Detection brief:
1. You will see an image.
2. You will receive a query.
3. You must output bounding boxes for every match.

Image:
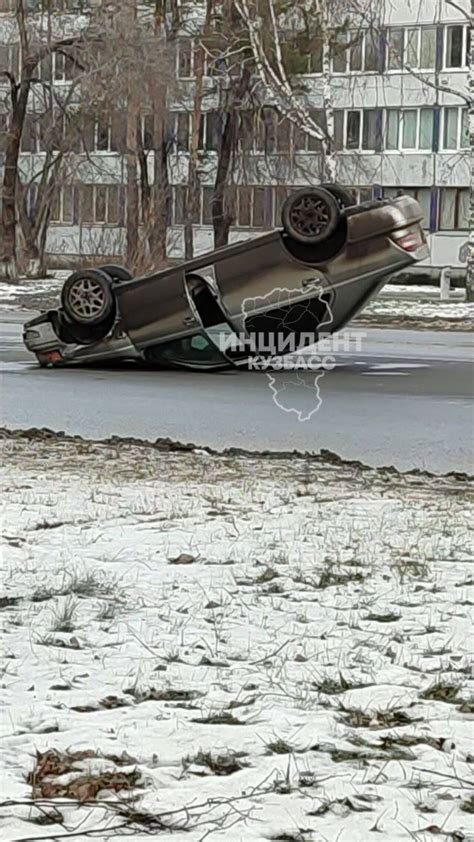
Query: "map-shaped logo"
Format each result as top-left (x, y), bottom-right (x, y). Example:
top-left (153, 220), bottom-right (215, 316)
top-left (241, 285), bottom-right (334, 422)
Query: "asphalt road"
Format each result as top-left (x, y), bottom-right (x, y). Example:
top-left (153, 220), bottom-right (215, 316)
top-left (1, 312), bottom-right (473, 474)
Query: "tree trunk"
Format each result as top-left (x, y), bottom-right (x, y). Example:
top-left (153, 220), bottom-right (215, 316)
top-left (184, 71), bottom-right (205, 259)
top-left (125, 0), bottom-right (139, 267)
top-left (467, 39), bottom-right (474, 302)
top-left (149, 88), bottom-right (170, 266)
top-left (184, 0), bottom-right (212, 259)
top-left (213, 112), bottom-right (234, 248)
top-left (213, 69), bottom-right (250, 248)
top-left (126, 113), bottom-right (140, 268)
top-left (17, 172), bottom-right (53, 279)
top-left (0, 81), bottom-right (30, 281)
top-left (147, 2), bottom-right (171, 267)
top-left (321, 25), bottom-right (336, 183)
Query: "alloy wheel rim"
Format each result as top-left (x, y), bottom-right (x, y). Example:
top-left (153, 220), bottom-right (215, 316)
top-left (290, 196), bottom-right (329, 237)
top-left (67, 278), bottom-right (107, 319)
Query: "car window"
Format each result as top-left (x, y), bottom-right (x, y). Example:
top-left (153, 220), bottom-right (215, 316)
top-left (145, 333), bottom-right (228, 366)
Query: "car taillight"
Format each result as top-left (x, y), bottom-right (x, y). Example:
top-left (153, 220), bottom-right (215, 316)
top-left (38, 350), bottom-right (63, 364)
top-left (390, 224), bottom-right (425, 252)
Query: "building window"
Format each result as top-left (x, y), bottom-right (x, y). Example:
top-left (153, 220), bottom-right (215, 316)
top-left (171, 186), bottom-right (215, 225)
top-left (201, 186), bottom-right (213, 224)
top-left (236, 186), bottom-right (265, 228)
top-left (460, 108), bottom-right (469, 148)
top-left (444, 25), bottom-right (469, 68)
top-left (332, 30), bottom-right (379, 73)
top-left (279, 31), bottom-right (323, 73)
top-left (346, 110), bottom-right (361, 149)
top-left (387, 28), bottom-right (404, 69)
top-left (50, 185), bottom-right (75, 224)
top-left (172, 185), bottom-right (186, 224)
top-left (418, 109), bottom-right (434, 149)
top-left (273, 186), bottom-right (290, 225)
top-left (0, 111), bottom-right (7, 154)
top-left (293, 110), bottom-right (324, 152)
top-left (80, 184), bottom-right (121, 225)
top-left (402, 110), bottom-right (417, 148)
top-left (107, 115), bottom-right (125, 152)
top-left (198, 112), bottom-right (221, 152)
top-left (420, 27), bottom-right (436, 69)
top-left (385, 26), bottom-right (436, 70)
top-left (191, 185), bottom-right (213, 224)
top-left (331, 31), bottom-right (348, 72)
top-left (309, 36), bottom-right (323, 72)
top-left (333, 109), bottom-right (380, 151)
top-left (173, 112), bottom-right (190, 152)
top-left (349, 34), bottom-right (362, 71)
top-left (405, 28), bottom-right (418, 66)
top-left (348, 186), bottom-right (373, 204)
top-left (255, 108), bottom-right (278, 154)
top-left (81, 116), bottom-right (126, 154)
top-left (177, 39), bottom-right (192, 78)
top-left (53, 51), bottom-right (76, 82)
top-left (0, 42), bottom-right (19, 76)
top-left (362, 109), bottom-right (380, 150)
top-left (20, 113), bottom-right (39, 153)
top-left (0, 1), bottom-right (17, 11)
top-left (441, 107), bottom-right (469, 150)
top-left (141, 114), bottom-right (154, 150)
top-left (439, 188), bottom-right (469, 230)
top-left (384, 108), bottom-right (434, 151)
top-left (363, 31), bottom-right (379, 71)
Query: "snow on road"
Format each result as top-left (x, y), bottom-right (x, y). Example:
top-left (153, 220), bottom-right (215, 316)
top-left (1, 430), bottom-right (473, 841)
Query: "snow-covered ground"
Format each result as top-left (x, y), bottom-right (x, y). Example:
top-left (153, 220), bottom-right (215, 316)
top-left (1, 429), bottom-right (473, 842)
top-left (357, 286), bottom-right (473, 330)
top-left (0, 274), bottom-right (66, 312)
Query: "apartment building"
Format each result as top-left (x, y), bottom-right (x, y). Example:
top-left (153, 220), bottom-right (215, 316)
top-left (0, 0), bottom-right (470, 274)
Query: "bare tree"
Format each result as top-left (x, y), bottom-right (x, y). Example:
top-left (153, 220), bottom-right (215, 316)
top-left (125, 0), bottom-right (140, 267)
top-left (0, 0), bottom-right (88, 280)
top-left (71, 1), bottom-right (176, 272)
top-left (181, 0), bottom-right (214, 259)
top-left (440, 0), bottom-right (472, 301)
top-left (233, 0), bottom-right (354, 182)
top-left (15, 50), bottom-right (90, 278)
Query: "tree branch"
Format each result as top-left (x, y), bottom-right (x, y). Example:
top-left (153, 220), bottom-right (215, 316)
top-left (444, 0), bottom-right (470, 20)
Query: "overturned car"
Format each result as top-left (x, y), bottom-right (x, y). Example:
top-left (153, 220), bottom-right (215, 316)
top-left (24, 186), bottom-right (428, 370)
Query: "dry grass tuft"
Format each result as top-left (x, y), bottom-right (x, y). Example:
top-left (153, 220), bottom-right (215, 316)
top-left (338, 705), bottom-right (419, 729)
top-left (28, 749), bottom-right (141, 802)
top-left (183, 749), bottom-right (249, 776)
top-left (191, 710), bottom-right (247, 725)
top-left (420, 680), bottom-right (462, 703)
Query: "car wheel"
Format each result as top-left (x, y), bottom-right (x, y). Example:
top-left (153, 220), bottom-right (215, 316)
top-left (282, 187), bottom-right (340, 244)
top-left (320, 183), bottom-right (356, 209)
top-left (61, 269), bottom-right (115, 325)
top-left (97, 264), bottom-right (133, 284)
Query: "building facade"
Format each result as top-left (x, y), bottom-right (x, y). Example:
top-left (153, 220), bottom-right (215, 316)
top-left (0, 0), bottom-right (470, 274)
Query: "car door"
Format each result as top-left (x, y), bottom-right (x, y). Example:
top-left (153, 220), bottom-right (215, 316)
top-left (114, 266), bottom-right (200, 349)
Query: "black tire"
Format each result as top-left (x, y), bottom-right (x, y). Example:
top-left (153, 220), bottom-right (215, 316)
top-left (97, 264), bottom-right (133, 284)
top-left (61, 269), bottom-right (115, 326)
top-left (320, 183), bottom-right (356, 209)
top-left (281, 187), bottom-right (340, 244)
